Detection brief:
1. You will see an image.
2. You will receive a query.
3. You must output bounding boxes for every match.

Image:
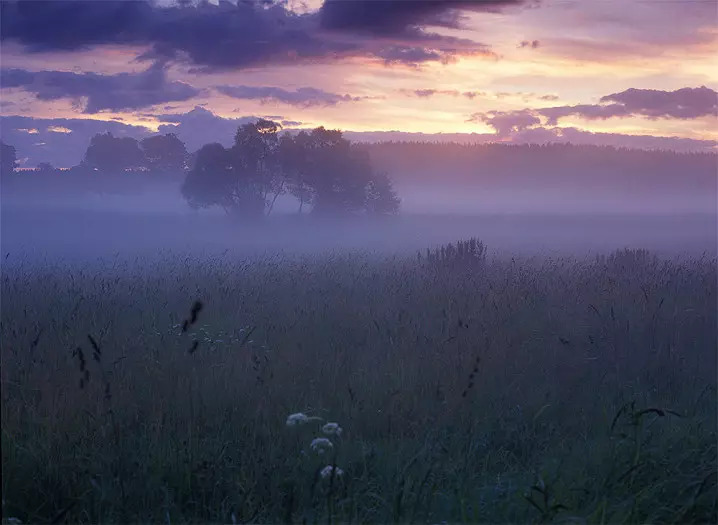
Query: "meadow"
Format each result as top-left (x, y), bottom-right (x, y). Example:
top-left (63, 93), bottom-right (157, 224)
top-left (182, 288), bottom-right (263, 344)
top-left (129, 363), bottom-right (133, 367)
top-left (1, 245), bottom-right (716, 524)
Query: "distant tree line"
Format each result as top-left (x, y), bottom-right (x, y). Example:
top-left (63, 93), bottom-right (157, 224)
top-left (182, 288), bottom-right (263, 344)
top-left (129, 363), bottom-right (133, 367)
top-left (366, 141), bottom-right (716, 191)
top-left (1, 120), bottom-right (401, 217)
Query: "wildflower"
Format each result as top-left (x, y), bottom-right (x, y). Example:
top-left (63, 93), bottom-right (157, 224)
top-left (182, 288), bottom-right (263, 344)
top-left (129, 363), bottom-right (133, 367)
top-left (320, 465), bottom-right (344, 479)
top-left (286, 412), bottom-right (310, 426)
top-left (322, 422), bottom-right (343, 436)
top-left (310, 437), bottom-right (334, 454)
top-left (286, 412), bottom-right (322, 426)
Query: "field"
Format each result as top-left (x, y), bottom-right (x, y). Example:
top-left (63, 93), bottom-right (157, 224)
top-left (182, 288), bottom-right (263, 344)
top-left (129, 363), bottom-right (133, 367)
top-left (1, 245), bottom-right (716, 524)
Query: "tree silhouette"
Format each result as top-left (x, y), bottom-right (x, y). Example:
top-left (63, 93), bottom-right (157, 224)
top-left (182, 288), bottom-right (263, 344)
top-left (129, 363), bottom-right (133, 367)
top-left (181, 142), bottom-right (232, 211)
top-left (366, 170), bottom-right (401, 215)
top-left (229, 119), bottom-right (284, 218)
top-left (181, 121), bottom-right (401, 218)
top-left (84, 132), bottom-right (145, 173)
top-left (140, 133), bottom-right (188, 175)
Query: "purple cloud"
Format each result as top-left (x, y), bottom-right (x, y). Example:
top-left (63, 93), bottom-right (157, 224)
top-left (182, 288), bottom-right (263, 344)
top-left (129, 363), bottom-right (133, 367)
top-left (468, 109), bottom-right (541, 136)
top-left (539, 86), bottom-right (717, 124)
top-left (1, 0), bottom-right (524, 71)
top-left (216, 85), bottom-right (368, 107)
top-left (1, 62), bottom-right (200, 113)
top-left (600, 86), bottom-right (718, 119)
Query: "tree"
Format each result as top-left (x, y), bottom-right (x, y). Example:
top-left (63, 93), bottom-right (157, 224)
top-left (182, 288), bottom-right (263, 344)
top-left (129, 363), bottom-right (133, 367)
top-left (302, 127), bottom-right (374, 216)
top-left (140, 133), bottom-right (188, 175)
top-left (366, 171), bottom-right (401, 215)
top-left (229, 119), bottom-right (285, 217)
top-left (84, 132), bottom-right (145, 173)
top-left (181, 143), bottom-right (232, 211)
top-left (1, 142), bottom-right (18, 180)
top-left (279, 132), bottom-right (313, 213)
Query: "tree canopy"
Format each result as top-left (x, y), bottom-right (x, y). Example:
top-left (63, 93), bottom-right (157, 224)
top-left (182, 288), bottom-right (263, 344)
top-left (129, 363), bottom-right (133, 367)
top-left (140, 133), bottom-right (188, 175)
top-left (181, 120), bottom-right (401, 218)
top-left (84, 132), bottom-right (145, 173)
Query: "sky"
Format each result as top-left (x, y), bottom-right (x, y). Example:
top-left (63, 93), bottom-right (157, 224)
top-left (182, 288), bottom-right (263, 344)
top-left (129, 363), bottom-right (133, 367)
top-left (1, 0), bottom-right (717, 167)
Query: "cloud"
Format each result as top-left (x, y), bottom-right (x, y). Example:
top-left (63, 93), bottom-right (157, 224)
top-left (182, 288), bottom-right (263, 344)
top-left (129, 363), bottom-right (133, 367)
top-left (2, 0), bottom-right (522, 71)
top-left (518, 39), bottom-right (540, 49)
top-left (0, 62), bottom-right (201, 113)
top-left (471, 87), bottom-right (717, 130)
top-left (216, 85), bottom-right (367, 107)
top-left (281, 120), bottom-right (303, 127)
top-left (468, 109), bottom-right (541, 136)
top-left (600, 86), bottom-right (718, 120)
top-left (539, 86), bottom-right (717, 124)
top-left (319, 0), bottom-right (525, 36)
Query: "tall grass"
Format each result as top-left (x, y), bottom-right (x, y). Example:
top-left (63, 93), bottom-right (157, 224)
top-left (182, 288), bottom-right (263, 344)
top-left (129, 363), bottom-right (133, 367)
top-left (1, 248), bottom-right (716, 523)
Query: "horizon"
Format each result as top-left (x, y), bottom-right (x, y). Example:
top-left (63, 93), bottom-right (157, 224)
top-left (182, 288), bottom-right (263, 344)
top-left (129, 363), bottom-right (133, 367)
top-left (1, 0), bottom-right (717, 167)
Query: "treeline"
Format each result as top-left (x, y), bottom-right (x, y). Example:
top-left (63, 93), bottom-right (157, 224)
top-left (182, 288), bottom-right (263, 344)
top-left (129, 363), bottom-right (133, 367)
top-left (0, 121), bottom-right (402, 217)
top-left (366, 141), bottom-right (717, 190)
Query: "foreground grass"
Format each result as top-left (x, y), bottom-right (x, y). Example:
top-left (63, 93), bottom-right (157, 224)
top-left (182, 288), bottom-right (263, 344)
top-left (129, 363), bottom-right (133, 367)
top-left (1, 249), bottom-right (716, 524)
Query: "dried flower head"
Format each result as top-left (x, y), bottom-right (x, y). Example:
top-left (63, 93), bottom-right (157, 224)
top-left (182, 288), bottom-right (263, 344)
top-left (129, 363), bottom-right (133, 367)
top-left (286, 412), bottom-right (322, 427)
top-left (322, 422), bottom-right (343, 436)
top-left (320, 465), bottom-right (344, 479)
top-left (310, 437), bottom-right (334, 454)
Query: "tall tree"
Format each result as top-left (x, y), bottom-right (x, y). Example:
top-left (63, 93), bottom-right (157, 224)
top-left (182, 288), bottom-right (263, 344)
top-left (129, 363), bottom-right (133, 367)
top-left (140, 133), bottom-right (188, 175)
top-left (230, 119), bottom-right (285, 217)
top-left (279, 132), bottom-right (313, 213)
top-left (366, 171), bottom-right (401, 215)
top-left (181, 142), bottom-right (232, 211)
top-left (302, 127), bottom-right (373, 216)
top-left (84, 132), bottom-right (145, 173)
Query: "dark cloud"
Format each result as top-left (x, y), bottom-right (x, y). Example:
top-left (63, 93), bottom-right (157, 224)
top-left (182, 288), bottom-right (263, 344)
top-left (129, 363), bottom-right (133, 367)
top-left (319, 0), bottom-right (526, 36)
top-left (600, 86), bottom-right (718, 120)
top-left (0, 0), bottom-right (151, 52)
top-left (1, 0), bottom-right (518, 71)
top-left (1, 62), bottom-right (201, 113)
top-left (518, 39), bottom-right (540, 49)
top-left (539, 86), bottom-right (717, 124)
top-left (216, 85), bottom-right (367, 107)
top-left (281, 120), bottom-right (303, 127)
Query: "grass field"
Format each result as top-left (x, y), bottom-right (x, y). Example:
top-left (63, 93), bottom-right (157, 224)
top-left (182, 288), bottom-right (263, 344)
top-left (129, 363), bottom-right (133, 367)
top-left (1, 246), bottom-right (716, 524)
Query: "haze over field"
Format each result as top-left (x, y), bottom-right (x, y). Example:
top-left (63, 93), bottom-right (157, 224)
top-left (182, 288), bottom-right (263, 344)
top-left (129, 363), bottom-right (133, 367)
top-left (1, 0), bottom-right (716, 263)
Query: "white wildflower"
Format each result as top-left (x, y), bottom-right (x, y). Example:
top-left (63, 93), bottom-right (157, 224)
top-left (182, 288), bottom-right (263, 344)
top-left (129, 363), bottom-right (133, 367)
top-left (310, 437), bottom-right (334, 454)
top-left (286, 412), bottom-right (322, 427)
top-left (286, 412), bottom-right (310, 426)
top-left (322, 422), bottom-right (343, 437)
top-left (320, 465), bottom-right (344, 479)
